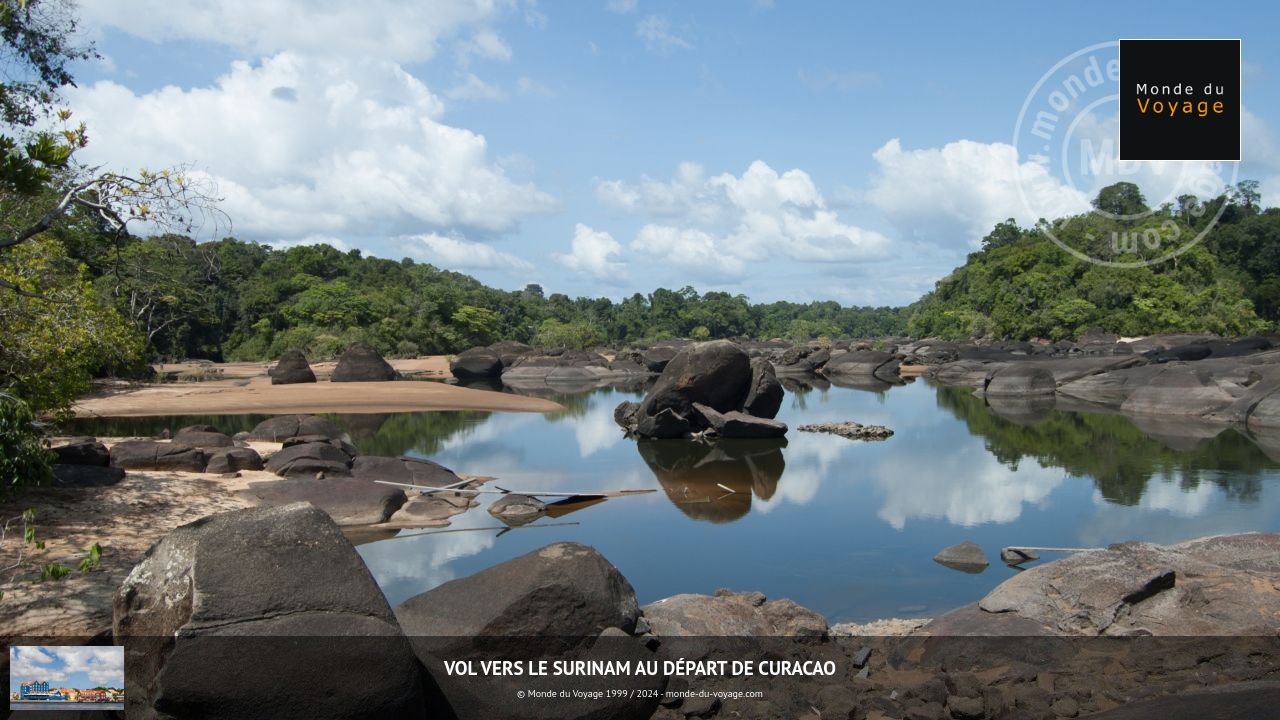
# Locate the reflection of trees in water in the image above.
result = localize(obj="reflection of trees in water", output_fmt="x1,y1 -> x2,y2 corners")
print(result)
335,411 -> 490,457
637,439 -> 787,523
62,414 -> 274,437
933,385 -> 1272,506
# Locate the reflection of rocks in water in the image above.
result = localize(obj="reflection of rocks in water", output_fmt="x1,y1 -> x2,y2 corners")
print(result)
779,375 -> 830,394
340,526 -> 402,546
502,376 -> 654,399
1126,415 -> 1228,452
986,394 -> 1056,426
452,377 -> 506,393
1248,430 -> 1280,463
825,374 -> 895,393
336,413 -> 391,442
638,439 -> 786,523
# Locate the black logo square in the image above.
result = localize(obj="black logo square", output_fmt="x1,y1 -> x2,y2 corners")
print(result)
1119,39 -> 1240,161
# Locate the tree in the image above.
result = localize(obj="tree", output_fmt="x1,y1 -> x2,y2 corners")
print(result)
1092,182 -> 1148,217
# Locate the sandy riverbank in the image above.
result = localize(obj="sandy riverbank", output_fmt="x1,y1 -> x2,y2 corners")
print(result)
73,357 -> 562,417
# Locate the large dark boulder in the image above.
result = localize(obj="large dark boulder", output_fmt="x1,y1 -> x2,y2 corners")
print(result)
51,437 -> 110,466
172,427 -> 234,448
450,346 -> 503,380
263,441 -> 354,477
268,349 -> 317,385
742,358 -> 784,419
110,441 -> 209,472
396,542 -> 640,658
984,363 -> 1056,397
331,342 -> 398,382
350,455 -> 463,488
247,415 -> 346,442
488,340 -> 532,368
693,403 -> 787,439
52,464 -> 126,487
113,503 -> 424,718
821,350 -> 899,380
641,345 -> 678,373
204,447 -> 264,474
638,340 -> 752,423
241,478 -> 407,525
634,407 -> 693,439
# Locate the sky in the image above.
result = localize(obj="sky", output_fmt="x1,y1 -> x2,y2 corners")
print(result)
9,646 -> 124,692
59,1 -> 1280,307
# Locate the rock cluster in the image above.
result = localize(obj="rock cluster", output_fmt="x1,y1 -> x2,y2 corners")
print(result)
615,340 -> 787,439
797,421 -> 894,441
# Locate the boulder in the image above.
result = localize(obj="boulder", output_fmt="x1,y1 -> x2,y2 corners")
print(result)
984,364 -> 1056,397
1056,364 -> 1168,408
331,342 -> 398,382
635,407 -> 693,439
742,358 -> 784,419
1153,341 -> 1214,363
350,455 -> 463,488
488,340 -> 532,368
641,589 -> 828,637
613,400 -> 641,431
172,428 -> 235,448
693,403 -> 787,439
247,415 -> 346,442
487,493 -> 547,525
396,542 -> 640,659
242,478 -> 407,525
109,441 -> 209,473
642,345 -> 678,373
52,464 -> 126,488
1247,386 -> 1280,431
51,438 -> 110,466
267,349 -> 317,385
821,350 -> 899,380
976,533 -> 1280,635
933,541 -> 989,573
264,441 -> 355,477
1120,366 -> 1237,418
113,503 -> 424,718
204,447 -> 264,474
450,346 -> 503,380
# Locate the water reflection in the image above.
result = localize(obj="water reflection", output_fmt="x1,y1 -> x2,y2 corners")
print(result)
637,439 -> 787,523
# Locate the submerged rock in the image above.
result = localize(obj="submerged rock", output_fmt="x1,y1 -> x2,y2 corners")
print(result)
487,493 -> 547,525
933,541 -> 989,573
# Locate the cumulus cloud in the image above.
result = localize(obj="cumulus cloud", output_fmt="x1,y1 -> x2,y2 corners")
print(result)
79,0 -> 511,63
556,223 -> 625,277
447,72 -> 508,101
456,28 -> 513,65
405,233 -> 533,273
867,138 -> 1091,248
636,15 -> 692,54
600,160 -> 891,279
67,53 -> 555,243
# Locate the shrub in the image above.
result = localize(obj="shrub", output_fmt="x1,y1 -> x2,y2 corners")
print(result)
0,395 -> 53,498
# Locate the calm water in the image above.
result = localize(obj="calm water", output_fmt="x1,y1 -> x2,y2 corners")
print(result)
69,380 -> 1280,623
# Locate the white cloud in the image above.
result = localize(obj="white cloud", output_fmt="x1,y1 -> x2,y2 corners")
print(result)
636,15 -> 692,54
405,233 -> 534,273
68,53 -> 555,243
556,223 -> 625,277
607,0 -> 638,13
456,28 -> 513,65
447,72 -> 508,101
601,160 -> 892,279
867,138 -> 1091,248
80,0 -> 512,63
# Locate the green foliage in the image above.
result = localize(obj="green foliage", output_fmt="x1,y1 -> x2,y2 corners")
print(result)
76,540 -> 101,573
906,183 -> 1276,340
39,562 -> 70,580
534,318 -> 604,350
0,237 -> 144,414
0,395 -> 52,496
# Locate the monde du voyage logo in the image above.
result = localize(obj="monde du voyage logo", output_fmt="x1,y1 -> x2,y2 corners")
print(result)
1120,39 -> 1241,162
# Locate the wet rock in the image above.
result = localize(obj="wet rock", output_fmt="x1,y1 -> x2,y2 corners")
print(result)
933,541 -> 989,573
51,438 -> 110,466
113,503 -> 423,718
797,421 -> 893,441
109,441 -> 209,472
693,403 -> 787,439
242,478 -> 407,525
267,349 -> 317,385
487,493 -> 547,525
204,447 -> 264,474
984,363 -> 1056,397
742,358 -> 784,419
52,464 -> 126,487
247,414 -> 346,442
331,342 -> 399,382
641,589 -> 828,637
1000,547 -> 1040,565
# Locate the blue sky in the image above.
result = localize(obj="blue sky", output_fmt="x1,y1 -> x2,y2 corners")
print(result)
9,646 -> 123,692
63,2 -> 1280,306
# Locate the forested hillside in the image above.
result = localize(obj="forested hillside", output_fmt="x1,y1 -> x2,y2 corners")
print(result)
907,181 -> 1279,341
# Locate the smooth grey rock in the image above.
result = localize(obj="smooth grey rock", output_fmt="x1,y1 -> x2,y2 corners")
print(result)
242,478 -> 406,525
264,441 -> 354,476
450,346 -> 503,379
984,363 -> 1056,397
172,428 -> 234,448
487,493 -> 547,525
933,541 -> 989,573
268,349 -> 316,385
641,589 -> 827,637
204,447 -> 264,474
247,415 -> 346,442
109,441 -> 209,472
